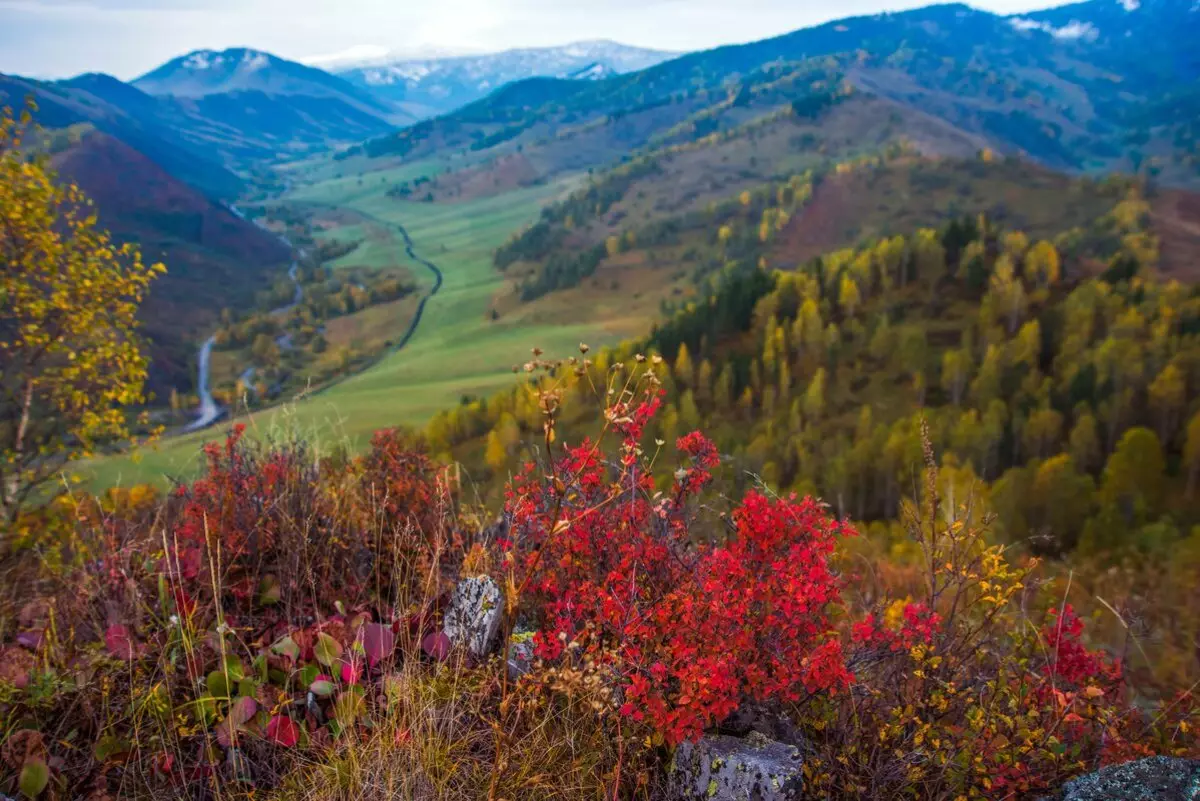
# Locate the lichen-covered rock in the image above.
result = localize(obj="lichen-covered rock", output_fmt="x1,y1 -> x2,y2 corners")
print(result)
506,628 -> 537,680
668,732 -> 804,801
1049,757 -> 1200,801
442,576 -> 504,657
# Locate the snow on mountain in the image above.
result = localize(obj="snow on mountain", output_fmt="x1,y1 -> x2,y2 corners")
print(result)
337,40 -> 677,119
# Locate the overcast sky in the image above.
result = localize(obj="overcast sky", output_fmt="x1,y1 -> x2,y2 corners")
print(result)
1,0 -> 1060,80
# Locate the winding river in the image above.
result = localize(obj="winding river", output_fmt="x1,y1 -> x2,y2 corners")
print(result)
184,207 -> 443,433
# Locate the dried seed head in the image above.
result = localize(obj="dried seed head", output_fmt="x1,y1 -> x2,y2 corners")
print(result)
579,342 -> 590,354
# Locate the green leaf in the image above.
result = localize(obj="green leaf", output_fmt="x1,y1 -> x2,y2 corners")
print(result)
206,671 -> 229,700
94,735 -> 132,762
258,575 -> 281,606
237,678 -> 256,698
298,663 -> 320,688
223,656 -> 245,682
19,758 -> 49,798
252,653 -> 269,682
314,633 -> 342,668
270,635 -> 300,663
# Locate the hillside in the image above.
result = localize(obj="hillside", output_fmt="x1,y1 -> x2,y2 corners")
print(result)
1,50 -> 407,181
336,40 -> 677,119
354,0 -> 1199,186
0,72 -> 244,199
50,129 -> 292,392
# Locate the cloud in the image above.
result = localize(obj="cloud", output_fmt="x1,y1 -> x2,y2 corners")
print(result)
1009,15 -> 1100,40
0,0 -> 1064,80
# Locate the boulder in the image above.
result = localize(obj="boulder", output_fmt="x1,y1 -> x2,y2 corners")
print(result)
442,576 -> 504,657
668,732 -> 805,801
1049,757 -> 1200,801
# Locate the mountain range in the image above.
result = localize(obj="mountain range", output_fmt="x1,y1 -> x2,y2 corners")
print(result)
333,41 -> 677,119
355,0 -> 1198,185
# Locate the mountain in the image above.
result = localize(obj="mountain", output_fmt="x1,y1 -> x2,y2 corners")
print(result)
134,47 -> 399,117
336,41 -> 677,120
0,72 -> 244,199
131,47 -> 409,152
1,48 -> 411,182
48,128 -> 291,392
354,0 -> 1198,186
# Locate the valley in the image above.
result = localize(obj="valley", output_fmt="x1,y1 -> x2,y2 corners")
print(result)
74,0 -> 1199,490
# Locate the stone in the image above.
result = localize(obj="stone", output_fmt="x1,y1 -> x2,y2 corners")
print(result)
719,703 -> 807,746
668,732 -> 805,801
442,576 -> 504,657
506,629 -> 537,680
1048,757 -> 1200,801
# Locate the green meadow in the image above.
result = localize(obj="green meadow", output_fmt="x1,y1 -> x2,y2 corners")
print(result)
86,168 -> 620,489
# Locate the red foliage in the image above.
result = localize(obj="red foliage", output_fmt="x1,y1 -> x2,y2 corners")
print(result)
1043,604 -> 1122,688
508,388 -> 854,743
359,429 -> 443,530
851,602 -> 943,652
266,715 -> 299,747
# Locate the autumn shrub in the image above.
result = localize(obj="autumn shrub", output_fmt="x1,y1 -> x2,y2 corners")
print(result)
493,359 -> 1197,798
0,427 -> 468,800
794,425 -> 1199,799
502,359 -> 853,744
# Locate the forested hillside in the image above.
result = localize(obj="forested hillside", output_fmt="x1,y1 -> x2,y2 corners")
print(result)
354,0 -> 1200,186
433,178 -> 1200,566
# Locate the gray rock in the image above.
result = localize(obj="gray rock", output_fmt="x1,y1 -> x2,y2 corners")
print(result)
506,629 -> 537,680
668,732 -> 805,801
1050,757 -> 1200,801
442,576 -> 504,657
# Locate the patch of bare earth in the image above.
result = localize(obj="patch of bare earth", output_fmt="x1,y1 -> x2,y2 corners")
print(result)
770,172 -> 860,268
430,153 -> 542,202
1153,189 -> 1200,281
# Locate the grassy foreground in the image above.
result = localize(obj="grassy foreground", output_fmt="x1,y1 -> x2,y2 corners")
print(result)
87,172 -> 619,489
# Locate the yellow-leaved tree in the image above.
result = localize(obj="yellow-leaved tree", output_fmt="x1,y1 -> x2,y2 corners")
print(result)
0,104 -> 164,528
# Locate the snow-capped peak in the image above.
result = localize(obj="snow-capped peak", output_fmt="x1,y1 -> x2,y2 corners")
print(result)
241,50 -> 270,70
183,50 -> 220,70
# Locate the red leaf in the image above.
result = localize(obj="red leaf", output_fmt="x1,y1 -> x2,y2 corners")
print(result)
361,622 -> 395,667
422,631 -> 452,662
154,751 -> 175,776
104,625 -> 136,660
230,696 -> 257,726
267,715 -> 299,747
340,659 -> 362,685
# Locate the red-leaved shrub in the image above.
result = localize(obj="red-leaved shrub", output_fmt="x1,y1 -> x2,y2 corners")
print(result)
507,378 -> 853,743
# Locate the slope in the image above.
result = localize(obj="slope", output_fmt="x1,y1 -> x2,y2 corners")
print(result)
50,129 -> 292,393
0,72 -> 243,199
